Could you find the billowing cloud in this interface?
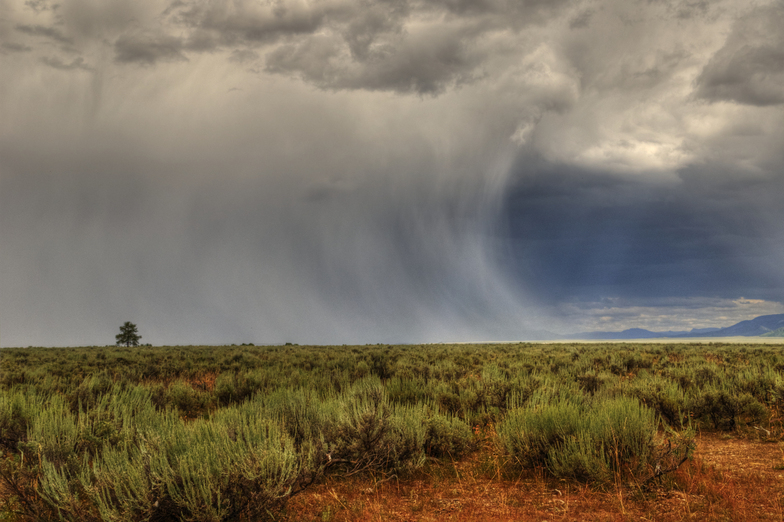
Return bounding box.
[695,3,784,106]
[153,0,577,93]
[264,22,486,94]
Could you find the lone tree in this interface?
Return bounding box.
[116,321,142,347]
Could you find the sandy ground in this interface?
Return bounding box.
[286,433,784,521]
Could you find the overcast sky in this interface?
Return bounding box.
[2,0,783,346]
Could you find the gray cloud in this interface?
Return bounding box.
[227,48,258,63]
[154,0,577,93]
[429,0,573,21]
[114,32,186,64]
[695,3,784,106]
[15,23,73,44]
[265,24,485,94]
[23,0,58,13]
[170,0,334,47]
[41,54,90,69]
[57,0,146,42]
[569,8,594,29]
[5,0,579,94]
[1,41,32,52]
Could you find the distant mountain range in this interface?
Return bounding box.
[562,313,784,340]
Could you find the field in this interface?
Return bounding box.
[2,342,784,521]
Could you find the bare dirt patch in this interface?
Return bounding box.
[285,434,784,522]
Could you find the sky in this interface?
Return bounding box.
[1,0,783,346]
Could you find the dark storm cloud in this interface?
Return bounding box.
[150,0,577,93]
[427,0,573,20]
[499,160,784,306]
[695,3,784,106]
[258,0,573,93]
[114,32,186,64]
[4,0,577,93]
[264,26,484,94]
[171,0,331,45]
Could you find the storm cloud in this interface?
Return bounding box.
[114,32,187,64]
[1,0,784,346]
[695,3,784,106]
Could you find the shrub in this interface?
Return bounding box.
[263,387,338,451]
[0,390,47,452]
[423,410,474,459]
[498,396,582,467]
[498,396,691,484]
[386,377,428,405]
[480,364,511,410]
[67,372,114,411]
[30,407,300,522]
[692,384,768,430]
[629,374,689,427]
[165,380,214,419]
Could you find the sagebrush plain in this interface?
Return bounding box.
[2,342,784,521]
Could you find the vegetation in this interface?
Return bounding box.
[115,322,142,347]
[1,342,782,521]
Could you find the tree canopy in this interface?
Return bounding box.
[115,321,142,347]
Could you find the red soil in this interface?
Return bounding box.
[285,434,784,521]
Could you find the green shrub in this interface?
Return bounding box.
[629,374,688,427]
[498,396,582,467]
[498,396,687,484]
[165,380,214,418]
[31,407,300,522]
[480,364,511,410]
[387,377,428,405]
[67,371,114,411]
[0,390,47,451]
[692,384,768,430]
[263,387,338,452]
[423,410,474,459]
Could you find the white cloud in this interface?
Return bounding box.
[560,297,784,333]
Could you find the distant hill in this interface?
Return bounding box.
[761,327,784,337]
[687,327,723,335]
[683,314,784,337]
[565,328,690,340]
[564,314,784,340]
